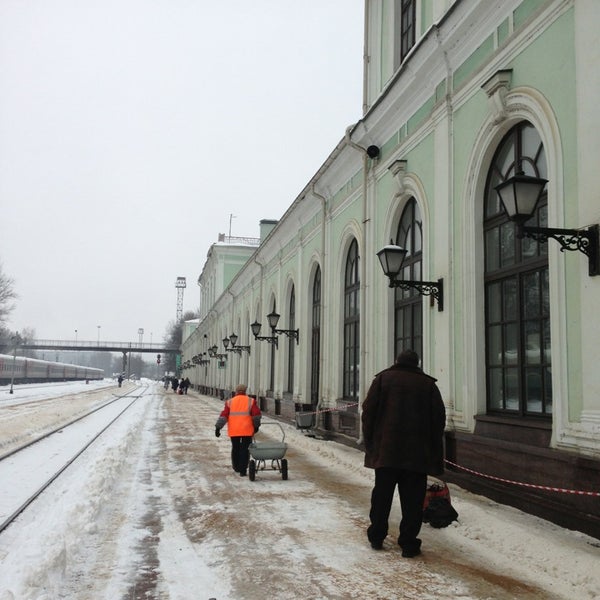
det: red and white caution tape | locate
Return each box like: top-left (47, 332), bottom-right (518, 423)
top-left (445, 459), bottom-right (600, 497)
top-left (302, 402), bottom-right (359, 415)
top-left (300, 406), bottom-right (599, 497)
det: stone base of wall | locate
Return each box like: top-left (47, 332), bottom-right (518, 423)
top-left (445, 429), bottom-right (600, 541)
top-left (256, 396), bottom-right (364, 437)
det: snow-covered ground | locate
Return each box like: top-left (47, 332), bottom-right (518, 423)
top-left (0, 380), bottom-right (127, 456)
top-left (0, 382), bottom-right (599, 600)
top-left (0, 380), bottom-right (114, 405)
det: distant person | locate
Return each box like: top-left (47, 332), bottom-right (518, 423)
top-left (171, 377), bottom-right (178, 393)
top-left (163, 376), bottom-right (169, 390)
top-left (117, 374), bottom-right (123, 388)
top-left (183, 377), bottom-right (190, 394)
top-left (361, 349), bottom-right (446, 557)
top-left (215, 384), bottom-right (261, 477)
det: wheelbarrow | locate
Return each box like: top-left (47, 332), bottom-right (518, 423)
top-left (248, 421), bottom-right (288, 481)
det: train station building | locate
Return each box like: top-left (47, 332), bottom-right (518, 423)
top-left (181, 0), bottom-right (600, 538)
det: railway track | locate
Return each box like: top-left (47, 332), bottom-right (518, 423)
top-left (0, 384), bottom-right (138, 461)
top-left (0, 380), bottom-right (120, 412)
top-left (0, 385), bottom-right (147, 534)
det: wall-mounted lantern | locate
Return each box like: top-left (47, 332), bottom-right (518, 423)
top-left (251, 312), bottom-right (299, 347)
top-left (228, 333), bottom-right (251, 355)
top-left (376, 243), bottom-right (444, 311)
top-left (494, 173), bottom-right (599, 276)
top-left (208, 344), bottom-right (228, 361)
top-left (251, 320), bottom-right (279, 347)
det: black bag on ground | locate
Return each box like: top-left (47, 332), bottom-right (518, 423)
top-left (422, 482), bottom-right (459, 528)
top-left (423, 496), bottom-right (459, 528)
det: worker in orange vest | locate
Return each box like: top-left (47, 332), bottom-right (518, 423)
top-left (215, 383), bottom-right (261, 477)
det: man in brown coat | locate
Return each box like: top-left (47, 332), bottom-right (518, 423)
top-left (361, 349), bottom-right (446, 557)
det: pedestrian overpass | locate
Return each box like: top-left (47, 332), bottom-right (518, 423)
top-left (19, 339), bottom-right (180, 354)
top-left (16, 339), bottom-right (180, 376)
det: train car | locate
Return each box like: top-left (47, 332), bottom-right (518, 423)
top-left (0, 354), bottom-right (104, 385)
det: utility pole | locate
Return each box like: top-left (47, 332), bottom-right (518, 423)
top-left (9, 332), bottom-right (21, 394)
top-left (228, 213), bottom-right (236, 240)
top-left (175, 277), bottom-right (186, 322)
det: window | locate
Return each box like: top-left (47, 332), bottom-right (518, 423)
top-left (286, 287), bottom-right (295, 393)
top-left (394, 198), bottom-right (423, 358)
top-left (310, 267), bottom-right (321, 405)
top-left (343, 239), bottom-right (360, 400)
top-left (395, 0), bottom-right (416, 68)
top-left (484, 122), bottom-right (552, 416)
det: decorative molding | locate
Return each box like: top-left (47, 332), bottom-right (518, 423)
top-left (388, 159), bottom-right (408, 193)
top-left (481, 69), bottom-right (513, 124)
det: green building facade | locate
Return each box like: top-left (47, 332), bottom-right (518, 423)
top-left (182, 0), bottom-right (600, 537)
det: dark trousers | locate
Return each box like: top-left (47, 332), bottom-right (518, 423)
top-left (368, 468), bottom-right (427, 551)
top-left (230, 436), bottom-right (253, 474)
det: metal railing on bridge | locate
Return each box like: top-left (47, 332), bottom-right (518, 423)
top-left (17, 339), bottom-right (180, 354)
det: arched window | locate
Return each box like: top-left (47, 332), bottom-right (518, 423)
top-left (395, 198), bottom-right (423, 358)
top-left (484, 121), bottom-right (551, 416)
top-left (310, 267), bottom-right (321, 405)
top-left (343, 239), bottom-right (360, 400)
top-left (286, 286), bottom-right (296, 393)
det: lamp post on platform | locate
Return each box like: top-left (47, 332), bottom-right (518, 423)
top-left (9, 333), bottom-right (21, 394)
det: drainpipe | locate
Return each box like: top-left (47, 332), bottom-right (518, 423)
top-left (362, 0), bottom-right (370, 115)
top-left (226, 289), bottom-right (236, 393)
top-left (194, 277), bottom-right (202, 390)
top-left (311, 184), bottom-right (328, 415)
top-left (252, 256), bottom-right (265, 399)
top-left (344, 125), bottom-right (380, 444)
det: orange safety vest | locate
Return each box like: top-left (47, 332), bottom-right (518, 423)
top-left (227, 394), bottom-right (255, 437)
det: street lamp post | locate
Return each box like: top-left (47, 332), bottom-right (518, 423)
top-left (9, 333), bottom-right (21, 394)
top-left (97, 325), bottom-right (101, 345)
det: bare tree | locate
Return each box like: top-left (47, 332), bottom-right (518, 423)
top-left (0, 262), bottom-right (16, 328)
top-left (0, 263), bottom-right (17, 350)
top-left (19, 327), bottom-right (39, 358)
top-left (163, 310), bottom-right (198, 373)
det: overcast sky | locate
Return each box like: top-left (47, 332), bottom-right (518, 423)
top-left (0, 1), bottom-right (364, 345)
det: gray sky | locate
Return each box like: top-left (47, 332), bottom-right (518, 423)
top-left (0, 1), bottom-right (363, 345)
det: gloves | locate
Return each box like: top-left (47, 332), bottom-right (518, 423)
top-left (215, 427), bottom-right (221, 438)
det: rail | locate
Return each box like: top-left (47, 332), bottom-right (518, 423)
top-left (0, 386), bottom-right (145, 533)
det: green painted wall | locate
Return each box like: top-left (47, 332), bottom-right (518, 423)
top-left (421, 0), bottom-right (433, 35)
top-left (514, 0), bottom-right (548, 29)
top-left (380, 0), bottom-right (394, 89)
top-left (403, 133), bottom-right (435, 206)
top-left (453, 34), bottom-right (495, 90)
top-left (497, 17), bottom-right (510, 46)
